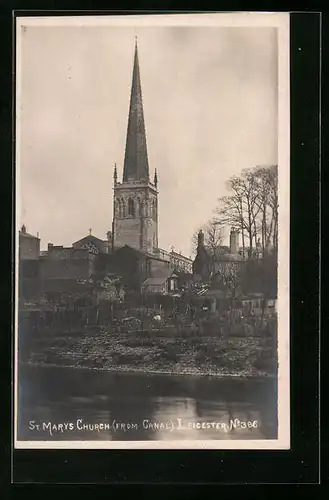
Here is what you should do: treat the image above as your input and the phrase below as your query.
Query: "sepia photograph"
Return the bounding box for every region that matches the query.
[14,13,290,449]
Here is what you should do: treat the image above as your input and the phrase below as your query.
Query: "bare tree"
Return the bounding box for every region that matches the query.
[215,166,278,259]
[253,165,278,256]
[214,193,246,255]
[191,229,201,255]
[215,262,242,321]
[267,165,278,253]
[215,173,256,258]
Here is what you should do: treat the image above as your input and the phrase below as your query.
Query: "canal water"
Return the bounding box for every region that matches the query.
[17,365,277,442]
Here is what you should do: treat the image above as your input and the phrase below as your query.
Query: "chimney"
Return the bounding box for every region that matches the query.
[197,229,205,249]
[48,243,53,252]
[230,228,239,254]
[21,224,26,234]
[107,230,112,242]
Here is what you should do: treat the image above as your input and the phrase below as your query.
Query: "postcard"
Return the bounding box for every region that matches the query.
[14,12,290,449]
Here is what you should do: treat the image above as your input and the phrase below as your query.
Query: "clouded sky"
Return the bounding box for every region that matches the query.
[17,20,278,257]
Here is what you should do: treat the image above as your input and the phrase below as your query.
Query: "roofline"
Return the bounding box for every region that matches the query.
[73,234,105,244]
[19,232,40,240]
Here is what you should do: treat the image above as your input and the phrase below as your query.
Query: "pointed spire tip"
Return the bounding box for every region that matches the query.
[123,34,149,183]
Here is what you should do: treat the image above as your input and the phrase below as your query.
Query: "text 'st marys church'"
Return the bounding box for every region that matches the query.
[112,39,158,255]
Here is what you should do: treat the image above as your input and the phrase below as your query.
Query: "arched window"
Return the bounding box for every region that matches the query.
[136,197,140,217]
[128,198,135,216]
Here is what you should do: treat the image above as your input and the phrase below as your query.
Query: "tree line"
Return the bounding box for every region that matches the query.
[193,164,278,261]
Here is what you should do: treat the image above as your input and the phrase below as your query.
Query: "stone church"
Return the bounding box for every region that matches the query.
[19,39,192,300]
[111,38,158,255]
[107,38,192,286]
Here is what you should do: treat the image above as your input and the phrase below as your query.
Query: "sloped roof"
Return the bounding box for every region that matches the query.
[145,251,170,262]
[183,284,210,297]
[170,251,193,262]
[73,234,105,246]
[142,277,167,286]
[19,230,39,239]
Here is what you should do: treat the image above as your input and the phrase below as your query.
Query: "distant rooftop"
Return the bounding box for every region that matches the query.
[19,225,39,239]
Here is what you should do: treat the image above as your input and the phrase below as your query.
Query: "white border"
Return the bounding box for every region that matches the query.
[14,12,290,450]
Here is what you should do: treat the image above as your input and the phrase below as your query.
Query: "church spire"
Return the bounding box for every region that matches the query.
[122,38,149,183]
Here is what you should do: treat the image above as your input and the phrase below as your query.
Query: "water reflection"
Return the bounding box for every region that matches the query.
[17,365,277,441]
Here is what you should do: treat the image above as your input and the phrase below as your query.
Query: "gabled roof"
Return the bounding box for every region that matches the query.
[19,225,39,239]
[73,234,105,246]
[19,230,39,239]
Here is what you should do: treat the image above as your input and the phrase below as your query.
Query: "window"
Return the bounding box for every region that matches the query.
[128,198,135,216]
[136,197,140,216]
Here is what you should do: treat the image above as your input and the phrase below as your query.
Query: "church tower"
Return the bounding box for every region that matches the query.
[112,38,158,254]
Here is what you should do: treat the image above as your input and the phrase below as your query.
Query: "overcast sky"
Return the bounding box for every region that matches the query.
[17,22,278,257]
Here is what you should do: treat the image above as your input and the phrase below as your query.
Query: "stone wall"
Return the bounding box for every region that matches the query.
[40,256,93,280]
[113,181,158,253]
[114,217,142,251]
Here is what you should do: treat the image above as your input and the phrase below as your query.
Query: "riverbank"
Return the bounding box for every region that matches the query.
[21,330,277,380]
[21,360,275,380]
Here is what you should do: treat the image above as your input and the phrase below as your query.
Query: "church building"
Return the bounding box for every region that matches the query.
[112,38,158,255]
[108,38,192,289]
[19,39,193,300]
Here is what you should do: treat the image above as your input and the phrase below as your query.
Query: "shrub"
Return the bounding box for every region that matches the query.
[253,349,276,372]
[195,349,207,365]
[162,346,179,363]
